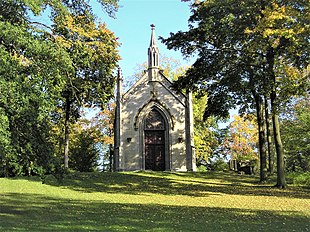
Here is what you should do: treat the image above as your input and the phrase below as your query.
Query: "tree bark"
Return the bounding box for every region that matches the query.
[109,143,113,172]
[255,94,268,181]
[64,95,71,169]
[271,92,286,188]
[264,97,274,174]
[267,46,286,188]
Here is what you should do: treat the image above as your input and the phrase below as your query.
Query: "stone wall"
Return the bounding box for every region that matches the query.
[118,72,189,171]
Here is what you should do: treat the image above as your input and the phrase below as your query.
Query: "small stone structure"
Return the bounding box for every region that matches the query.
[113,25,196,171]
[229,159,255,175]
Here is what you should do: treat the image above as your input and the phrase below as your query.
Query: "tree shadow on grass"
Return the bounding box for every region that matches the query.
[38,171,310,199]
[0,192,309,232]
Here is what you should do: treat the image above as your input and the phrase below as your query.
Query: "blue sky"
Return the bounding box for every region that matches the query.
[94,1,236,122]
[93,0,193,80]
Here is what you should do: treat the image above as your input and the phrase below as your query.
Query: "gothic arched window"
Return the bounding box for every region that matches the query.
[144,109,165,130]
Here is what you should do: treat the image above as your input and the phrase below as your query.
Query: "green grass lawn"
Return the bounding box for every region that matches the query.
[0,171,309,231]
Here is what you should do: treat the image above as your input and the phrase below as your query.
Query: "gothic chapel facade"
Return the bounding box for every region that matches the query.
[114,25,196,171]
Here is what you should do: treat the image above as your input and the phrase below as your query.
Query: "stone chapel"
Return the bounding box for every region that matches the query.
[114,25,196,171]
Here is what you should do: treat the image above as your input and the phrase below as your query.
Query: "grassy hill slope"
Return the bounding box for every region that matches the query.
[0,172,309,231]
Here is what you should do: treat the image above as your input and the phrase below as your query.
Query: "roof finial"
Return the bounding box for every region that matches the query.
[149,24,157,47]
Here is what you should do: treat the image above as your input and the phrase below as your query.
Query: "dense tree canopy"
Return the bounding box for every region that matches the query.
[281,96,310,172]
[53,8,120,168]
[161,0,309,187]
[192,94,220,167]
[0,0,120,176]
[68,119,101,172]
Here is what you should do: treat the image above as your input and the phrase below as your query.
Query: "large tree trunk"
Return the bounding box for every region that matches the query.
[109,143,113,172]
[271,92,286,188]
[64,95,71,169]
[264,97,275,174]
[255,94,268,181]
[267,46,286,188]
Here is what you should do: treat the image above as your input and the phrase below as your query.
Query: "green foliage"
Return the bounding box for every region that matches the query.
[208,158,229,171]
[193,94,219,163]
[161,0,309,188]
[52,3,120,168]
[287,172,310,186]
[281,97,310,172]
[161,0,308,117]
[0,0,120,175]
[69,131,100,172]
[54,13,120,108]
[0,0,67,176]
[0,109,12,173]
[196,164,207,172]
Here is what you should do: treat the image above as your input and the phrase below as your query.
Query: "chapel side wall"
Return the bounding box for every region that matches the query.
[120,77,150,171]
[119,110,141,171]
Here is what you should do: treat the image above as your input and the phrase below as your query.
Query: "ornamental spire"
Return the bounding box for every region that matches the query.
[148,24,159,68]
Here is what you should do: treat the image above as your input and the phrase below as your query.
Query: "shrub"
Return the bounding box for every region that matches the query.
[287,172,310,186]
[197,165,207,172]
[208,158,229,171]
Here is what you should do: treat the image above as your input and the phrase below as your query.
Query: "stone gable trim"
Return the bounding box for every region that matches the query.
[158,70,187,99]
[122,72,148,100]
[154,79,186,107]
[122,70,187,107]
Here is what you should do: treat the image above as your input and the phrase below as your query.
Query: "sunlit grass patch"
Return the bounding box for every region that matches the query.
[0,171,309,231]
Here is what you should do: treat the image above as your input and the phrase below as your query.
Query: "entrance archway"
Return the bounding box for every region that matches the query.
[144,109,166,171]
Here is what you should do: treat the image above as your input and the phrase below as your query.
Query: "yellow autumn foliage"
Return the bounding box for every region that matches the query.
[245,2,306,42]
[54,14,120,63]
[229,114,258,161]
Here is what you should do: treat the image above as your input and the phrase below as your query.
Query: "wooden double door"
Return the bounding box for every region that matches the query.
[145,130,165,171]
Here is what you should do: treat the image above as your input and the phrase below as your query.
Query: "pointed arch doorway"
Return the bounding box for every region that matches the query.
[144,108,167,171]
